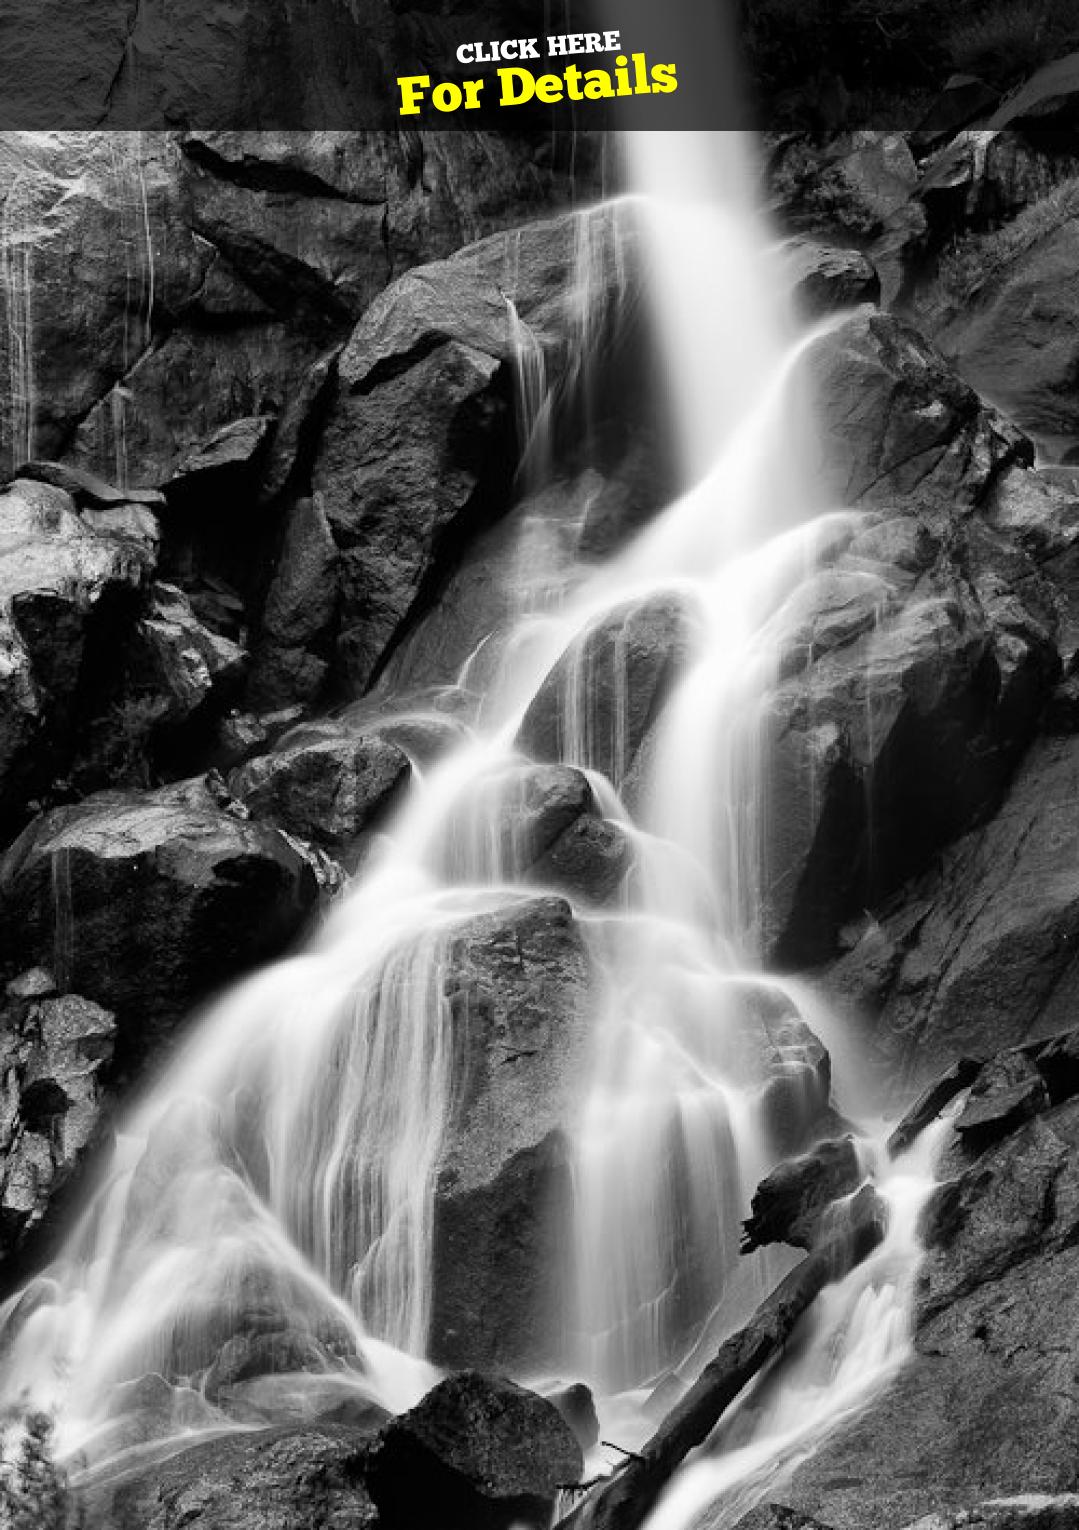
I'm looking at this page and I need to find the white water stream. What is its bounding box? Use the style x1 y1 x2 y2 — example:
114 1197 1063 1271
0 131 941 1527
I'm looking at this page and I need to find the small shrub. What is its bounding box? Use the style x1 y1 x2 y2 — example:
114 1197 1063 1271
944 0 1079 84
0 1413 73 1530
928 174 1079 313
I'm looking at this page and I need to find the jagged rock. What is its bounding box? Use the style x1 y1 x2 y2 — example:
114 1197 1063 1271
0 775 318 1071
229 724 410 855
0 476 156 825
821 736 1079 1082
85 1425 379 1530
516 592 698 791
806 309 1030 508
314 202 637 691
365 1371 582 1530
431 897 593 1370
741 1136 864 1253
0 982 115 1264
249 494 340 709
786 239 880 316
134 582 247 726
758 507 1057 964
952 1052 1050 1152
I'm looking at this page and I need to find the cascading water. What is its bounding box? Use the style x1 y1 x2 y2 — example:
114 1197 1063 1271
0 129 941 1527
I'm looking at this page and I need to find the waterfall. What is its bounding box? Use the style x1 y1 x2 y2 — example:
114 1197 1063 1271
0 130 940 1521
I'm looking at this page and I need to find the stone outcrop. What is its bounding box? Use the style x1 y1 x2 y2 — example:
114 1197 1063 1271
431 896 593 1370
313 201 638 691
0 775 318 1072
820 735 1079 1085
517 591 698 792
366 1371 583 1530
757 503 1057 964
806 309 1030 509
777 1029 1079 1530
0 476 156 825
0 970 115 1267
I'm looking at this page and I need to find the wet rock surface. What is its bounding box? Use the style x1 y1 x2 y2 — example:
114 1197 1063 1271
0 973 115 1267
4 111 1079 1530
0 774 318 1072
773 1026 1079 1530
758 503 1058 964
431 896 593 1370
366 1371 583 1530
229 722 411 856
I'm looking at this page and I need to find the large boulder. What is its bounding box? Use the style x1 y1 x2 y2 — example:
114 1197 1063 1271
0 476 156 826
0 775 318 1072
758 506 1057 964
229 722 411 856
516 591 698 791
431 896 593 1370
313 201 638 691
365 1371 582 1530
0 970 115 1268
434 759 631 905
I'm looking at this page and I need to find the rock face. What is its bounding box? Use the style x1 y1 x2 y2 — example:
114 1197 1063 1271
931 198 1079 446
821 735 1079 1085
517 591 698 792
86 1424 379 1530
758 503 1057 964
431 896 593 1370
248 494 340 708
365 1371 583 1530
807 309 1029 508
0 775 318 1072
85 1368 582 1530
780 1032 1079 1530
0 972 115 1266
313 201 638 691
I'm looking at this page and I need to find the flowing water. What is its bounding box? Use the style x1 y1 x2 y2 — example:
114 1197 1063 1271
0 130 942 1525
